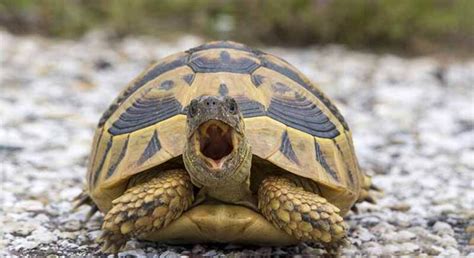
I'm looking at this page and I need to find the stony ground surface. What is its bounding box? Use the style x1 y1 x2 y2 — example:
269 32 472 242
1 30 473 257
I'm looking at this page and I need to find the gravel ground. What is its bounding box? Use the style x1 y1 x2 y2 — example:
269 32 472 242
1 30 473 257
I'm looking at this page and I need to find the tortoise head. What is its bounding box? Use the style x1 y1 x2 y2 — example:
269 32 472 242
183 96 251 187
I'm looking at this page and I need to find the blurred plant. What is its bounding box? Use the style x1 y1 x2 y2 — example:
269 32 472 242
0 0 472 54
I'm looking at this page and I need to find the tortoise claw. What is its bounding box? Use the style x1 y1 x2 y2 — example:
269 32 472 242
86 205 99 220
322 235 350 255
72 189 99 221
72 190 92 210
98 230 128 254
365 195 376 204
370 183 382 192
351 205 359 214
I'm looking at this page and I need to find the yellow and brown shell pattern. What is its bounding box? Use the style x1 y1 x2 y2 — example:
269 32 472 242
87 41 363 213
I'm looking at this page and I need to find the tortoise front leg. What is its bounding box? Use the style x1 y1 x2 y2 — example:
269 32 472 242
99 169 194 253
258 176 347 244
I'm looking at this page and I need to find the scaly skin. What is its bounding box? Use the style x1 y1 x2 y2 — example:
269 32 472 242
258 176 347 244
98 169 194 253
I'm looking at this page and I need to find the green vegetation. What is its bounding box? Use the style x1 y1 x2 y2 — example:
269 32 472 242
1 0 472 54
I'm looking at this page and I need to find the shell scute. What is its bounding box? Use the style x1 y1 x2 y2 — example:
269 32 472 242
98 52 189 127
186 40 256 54
188 49 260 74
257 53 349 131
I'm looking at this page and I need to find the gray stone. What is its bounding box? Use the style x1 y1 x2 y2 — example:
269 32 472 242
396 230 417 242
440 235 458 248
382 244 401 255
28 227 59 245
192 244 205 254
34 214 50 223
424 244 444 255
202 250 218 256
399 242 420 254
365 246 383 256
11 238 40 250
159 250 180 258
440 247 461 256
86 230 102 241
62 220 82 231
9 222 37 236
355 227 376 242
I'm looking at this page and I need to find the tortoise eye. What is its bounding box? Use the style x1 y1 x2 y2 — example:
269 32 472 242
227 98 238 114
189 100 198 117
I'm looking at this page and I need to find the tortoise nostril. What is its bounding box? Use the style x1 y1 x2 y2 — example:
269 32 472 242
206 100 217 106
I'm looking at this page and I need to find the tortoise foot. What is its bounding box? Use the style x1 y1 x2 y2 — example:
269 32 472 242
97 230 128 253
99 169 194 253
258 176 347 244
357 174 381 204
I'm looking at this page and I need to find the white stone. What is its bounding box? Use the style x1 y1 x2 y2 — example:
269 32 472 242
440 247 461 256
382 244 401 255
432 221 455 236
396 230 417 242
118 249 147 257
34 213 50 223
425 244 444 255
399 242 420 254
11 238 39 250
62 220 82 232
27 227 58 245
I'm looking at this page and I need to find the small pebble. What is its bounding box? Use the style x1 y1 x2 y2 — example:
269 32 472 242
389 203 411 212
440 247 461 256
365 246 383 256
118 249 147 257
62 220 82 231
397 230 417 242
86 230 102 241
433 221 455 236
466 225 474 234
202 250 218 257
11 223 37 237
425 244 443 255
382 244 400 255
28 228 58 245
192 244 205 254
159 250 180 258
14 200 44 212
400 242 420 254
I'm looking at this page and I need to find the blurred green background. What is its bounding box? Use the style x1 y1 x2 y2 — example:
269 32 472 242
0 0 473 55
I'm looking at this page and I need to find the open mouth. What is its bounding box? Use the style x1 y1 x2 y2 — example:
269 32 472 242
196 120 235 168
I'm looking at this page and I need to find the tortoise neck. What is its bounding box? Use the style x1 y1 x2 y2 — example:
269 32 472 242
194 151 256 210
186 143 255 209
186 143 252 188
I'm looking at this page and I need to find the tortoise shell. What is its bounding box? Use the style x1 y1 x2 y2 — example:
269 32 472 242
87 41 363 215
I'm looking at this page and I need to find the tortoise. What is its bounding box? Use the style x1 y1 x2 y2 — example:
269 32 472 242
76 41 376 253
